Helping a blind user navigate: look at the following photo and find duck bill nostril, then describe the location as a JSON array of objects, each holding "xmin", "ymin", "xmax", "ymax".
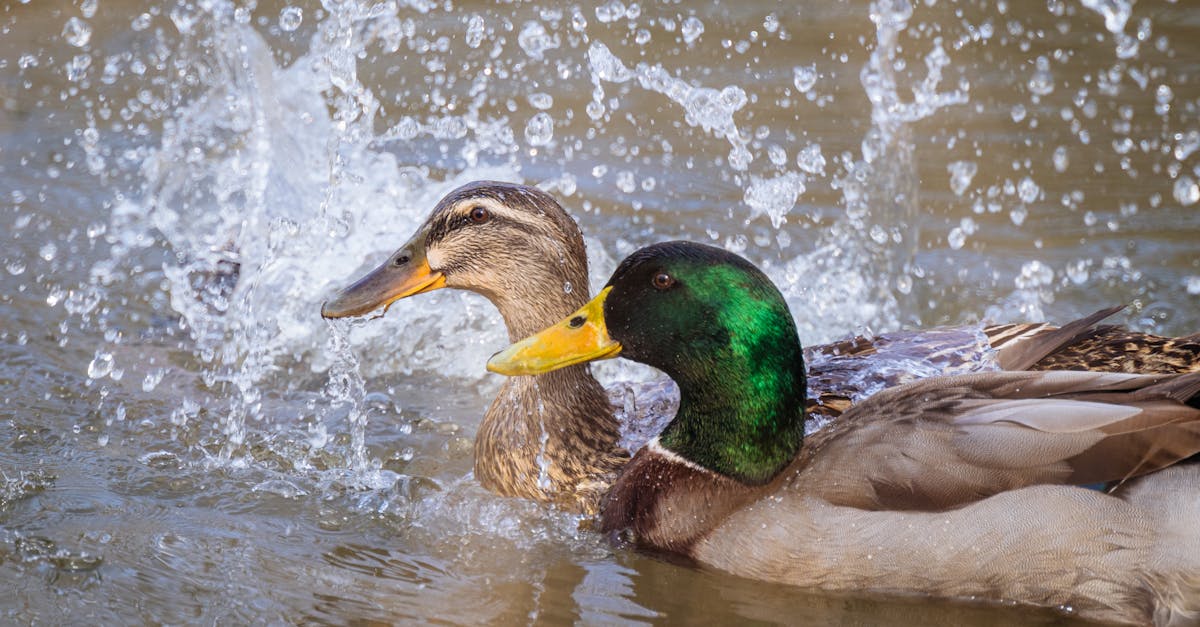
[
  {"xmin": 321, "ymin": 245, "xmax": 445, "ymax": 319},
  {"xmin": 487, "ymin": 287, "xmax": 621, "ymax": 376}
]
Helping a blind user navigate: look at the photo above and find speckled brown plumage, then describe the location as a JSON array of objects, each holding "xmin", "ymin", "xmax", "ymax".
[
  {"xmin": 421, "ymin": 182, "xmax": 629, "ymax": 513},
  {"xmin": 322, "ymin": 181, "xmax": 629, "ymax": 513},
  {"xmin": 805, "ymin": 308, "xmax": 1200, "ymax": 421},
  {"xmin": 1025, "ymin": 325, "xmax": 1200, "ymax": 374},
  {"xmin": 388, "ymin": 182, "xmax": 631, "ymax": 513}
]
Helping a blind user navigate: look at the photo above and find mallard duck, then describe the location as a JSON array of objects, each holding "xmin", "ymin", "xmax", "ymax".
[
  {"xmin": 321, "ymin": 182, "xmax": 1198, "ymax": 514},
  {"xmin": 322, "ymin": 182, "xmax": 629, "ymax": 512},
  {"xmin": 487, "ymin": 241, "xmax": 1200, "ymax": 625}
]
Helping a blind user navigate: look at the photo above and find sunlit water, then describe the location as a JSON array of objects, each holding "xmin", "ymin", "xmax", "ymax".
[{"xmin": 2, "ymin": 0, "xmax": 1197, "ymax": 623}]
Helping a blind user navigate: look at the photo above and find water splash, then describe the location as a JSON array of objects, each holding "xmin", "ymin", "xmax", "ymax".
[
  {"xmin": 586, "ymin": 41, "xmax": 751, "ymax": 171},
  {"xmin": 322, "ymin": 319, "xmax": 381, "ymax": 485},
  {"xmin": 530, "ymin": 381, "xmax": 552, "ymax": 492},
  {"xmin": 826, "ymin": 0, "xmax": 969, "ymax": 325}
]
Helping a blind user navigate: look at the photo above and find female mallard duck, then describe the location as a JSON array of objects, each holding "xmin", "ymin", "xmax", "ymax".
[
  {"xmin": 487, "ymin": 241, "xmax": 1200, "ymax": 625},
  {"xmin": 322, "ymin": 182, "xmax": 629, "ymax": 513},
  {"xmin": 321, "ymin": 181, "xmax": 1198, "ymax": 513}
]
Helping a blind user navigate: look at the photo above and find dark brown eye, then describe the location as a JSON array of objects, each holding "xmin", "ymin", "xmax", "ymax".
[
  {"xmin": 652, "ymin": 272, "xmax": 675, "ymax": 290},
  {"xmin": 469, "ymin": 206, "xmax": 491, "ymax": 224}
]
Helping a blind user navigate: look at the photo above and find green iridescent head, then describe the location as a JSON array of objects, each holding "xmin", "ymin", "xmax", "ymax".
[{"xmin": 489, "ymin": 241, "xmax": 807, "ymax": 484}]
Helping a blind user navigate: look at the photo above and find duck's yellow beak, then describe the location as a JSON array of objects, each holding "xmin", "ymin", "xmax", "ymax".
[
  {"xmin": 320, "ymin": 232, "xmax": 446, "ymax": 319},
  {"xmin": 487, "ymin": 287, "xmax": 622, "ymax": 376}
]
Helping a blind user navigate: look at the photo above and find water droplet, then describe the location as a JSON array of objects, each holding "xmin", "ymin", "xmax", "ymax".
[
  {"xmin": 524, "ymin": 112, "xmax": 554, "ymax": 146},
  {"xmin": 1173, "ymin": 175, "xmax": 1199, "ymax": 206},
  {"xmin": 1010, "ymin": 205, "xmax": 1028, "ymax": 226},
  {"xmin": 571, "ymin": 8, "xmax": 587, "ymax": 31},
  {"xmin": 947, "ymin": 161, "xmax": 977, "ymax": 196},
  {"xmin": 66, "ymin": 54, "xmax": 91, "ymax": 82},
  {"xmin": 681, "ymin": 16, "xmax": 705, "ymax": 44},
  {"xmin": 1079, "ymin": 0, "xmax": 1131, "ymax": 34},
  {"xmin": 5, "ymin": 260, "xmax": 25, "ymax": 276},
  {"xmin": 518, "ymin": 21, "xmax": 558, "ymax": 60},
  {"xmin": 131, "ymin": 13, "xmax": 152, "ymax": 31},
  {"xmin": 465, "ymin": 14, "xmax": 486, "ymax": 48},
  {"xmin": 80, "ymin": 0, "xmax": 98, "ymax": 19},
  {"xmin": 62, "ymin": 17, "xmax": 92, "ymax": 48},
  {"xmin": 870, "ymin": 0, "xmax": 914, "ymax": 28},
  {"xmin": 1018, "ymin": 177, "xmax": 1040, "ymax": 203},
  {"xmin": 1155, "ymin": 84, "xmax": 1173, "ymax": 116},
  {"xmin": 88, "ymin": 351, "xmax": 114, "ymax": 379},
  {"xmin": 1052, "ymin": 146, "xmax": 1069, "ymax": 172},
  {"xmin": 796, "ymin": 144, "xmax": 825, "ymax": 175},
  {"xmin": 1185, "ymin": 276, "xmax": 1200, "ymax": 296},
  {"xmin": 39, "ymin": 242, "xmax": 58, "ymax": 262},
  {"xmin": 616, "ymin": 171, "xmax": 636, "ymax": 193},
  {"xmin": 947, "ymin": 227, "xmax": 966, "ymax": 250},
  {"xmin": 764, "ymin": 13, "xmax": 780, "ymax": 34},
  {"xmin": 142, "ymin": 369, "xmax": 164, "ymax": 392},
  {"xmin": 279, "ymin": 7, "xmax": 303, "ymax": 32},
  {"xmin": 744, "ymin": 173, "xmax": 805, "ymax": 228},
  {"xmin": 1114, "ymin": 33, "xmax": 1139, "ymax": 59},
  {"xmin": 595, "ymin": 0, "xmax": 626, "ymax": 24},
  {"xmin": 1015, "ymin": 260, "xmax": 1054, "ymax": 289},
  {"xmin": 1174, "ymin": 130, "xmax": 1200, "ymax": 161},
  {"xmin": 1027, "ymin": 57, "xmax": 1054, "ymax": 96},
  {"xmin": 1066, "ymin": 259, "xmax": 1090, "ymax": 285},
  {"xmin": 792, "ymin": 65, "xmax": 818, "ymax": 93},
  {"xmin": 767, "ymin": 145, "xmax": 787, "ymax": 166},
  {"xmin": 563, "ymin": 281, "xmax": 573, "ymax": 294}
]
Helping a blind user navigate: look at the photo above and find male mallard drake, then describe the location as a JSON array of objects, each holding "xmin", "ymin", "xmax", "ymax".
[
  {"xmin": 487, "ymin": 241, "xmax": 1200, "ymax": 625},
  {"xmin": 321, "ymin": 182, "xmax": 1198, "ymax": 514}
]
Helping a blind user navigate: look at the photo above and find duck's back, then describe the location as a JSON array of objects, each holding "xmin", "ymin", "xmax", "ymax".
[{"xmin": 804, "ymin": 307, "xmax": 1200, "ymax": 426}]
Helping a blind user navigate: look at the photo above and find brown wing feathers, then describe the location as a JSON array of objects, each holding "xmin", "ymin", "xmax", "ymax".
[
  {"xmin": 992, "ymin": 305, "xmax": 1126, "ymax": 370},
  {"xmin": 994, "ymin": 305, "xmax": 1200, "ymax": 374},
  {"xmin": 803, "ymin": 371, "xmax": 1200, "ymax": 512}
]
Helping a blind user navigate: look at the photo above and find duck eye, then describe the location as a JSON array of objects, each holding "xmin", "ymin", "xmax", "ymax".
[
  {"xmin": 651, "ymin": 272, "xmax": 675, "ymax": 290},
  {"xmin": 469, "ymin": 206, "xmax": 491, "ymax": 224}
]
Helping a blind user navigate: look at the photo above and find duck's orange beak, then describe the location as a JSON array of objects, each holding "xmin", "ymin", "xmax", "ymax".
[
  {"xmin": 487, "ymin": 287, "xmax": 622, "ymax": 376},
  {"xmin": 321, "ymin": 232, "xmax": 446, "ymax": 319}
]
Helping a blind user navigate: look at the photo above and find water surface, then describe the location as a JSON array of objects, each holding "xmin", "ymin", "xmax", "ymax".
[{"xmin": 2, "ymin": 0, "xmax": 1198, "ymax": 623}]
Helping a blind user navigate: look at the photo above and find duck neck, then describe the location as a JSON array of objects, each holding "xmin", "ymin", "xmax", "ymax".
[
  {"xmin": 477, "ymin": 366, "xmax": 621, "ymax": 501},
  {"xmin": 477, "ymin": 254, "xmax": 622, "ymax": 501},
  {"xmin": 657, "ymin": 323, "xmax": 807, "ymax": 486},
  {"xmin": 489, "ymin": 247, "xmax": 593, "ymax": 342}
]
